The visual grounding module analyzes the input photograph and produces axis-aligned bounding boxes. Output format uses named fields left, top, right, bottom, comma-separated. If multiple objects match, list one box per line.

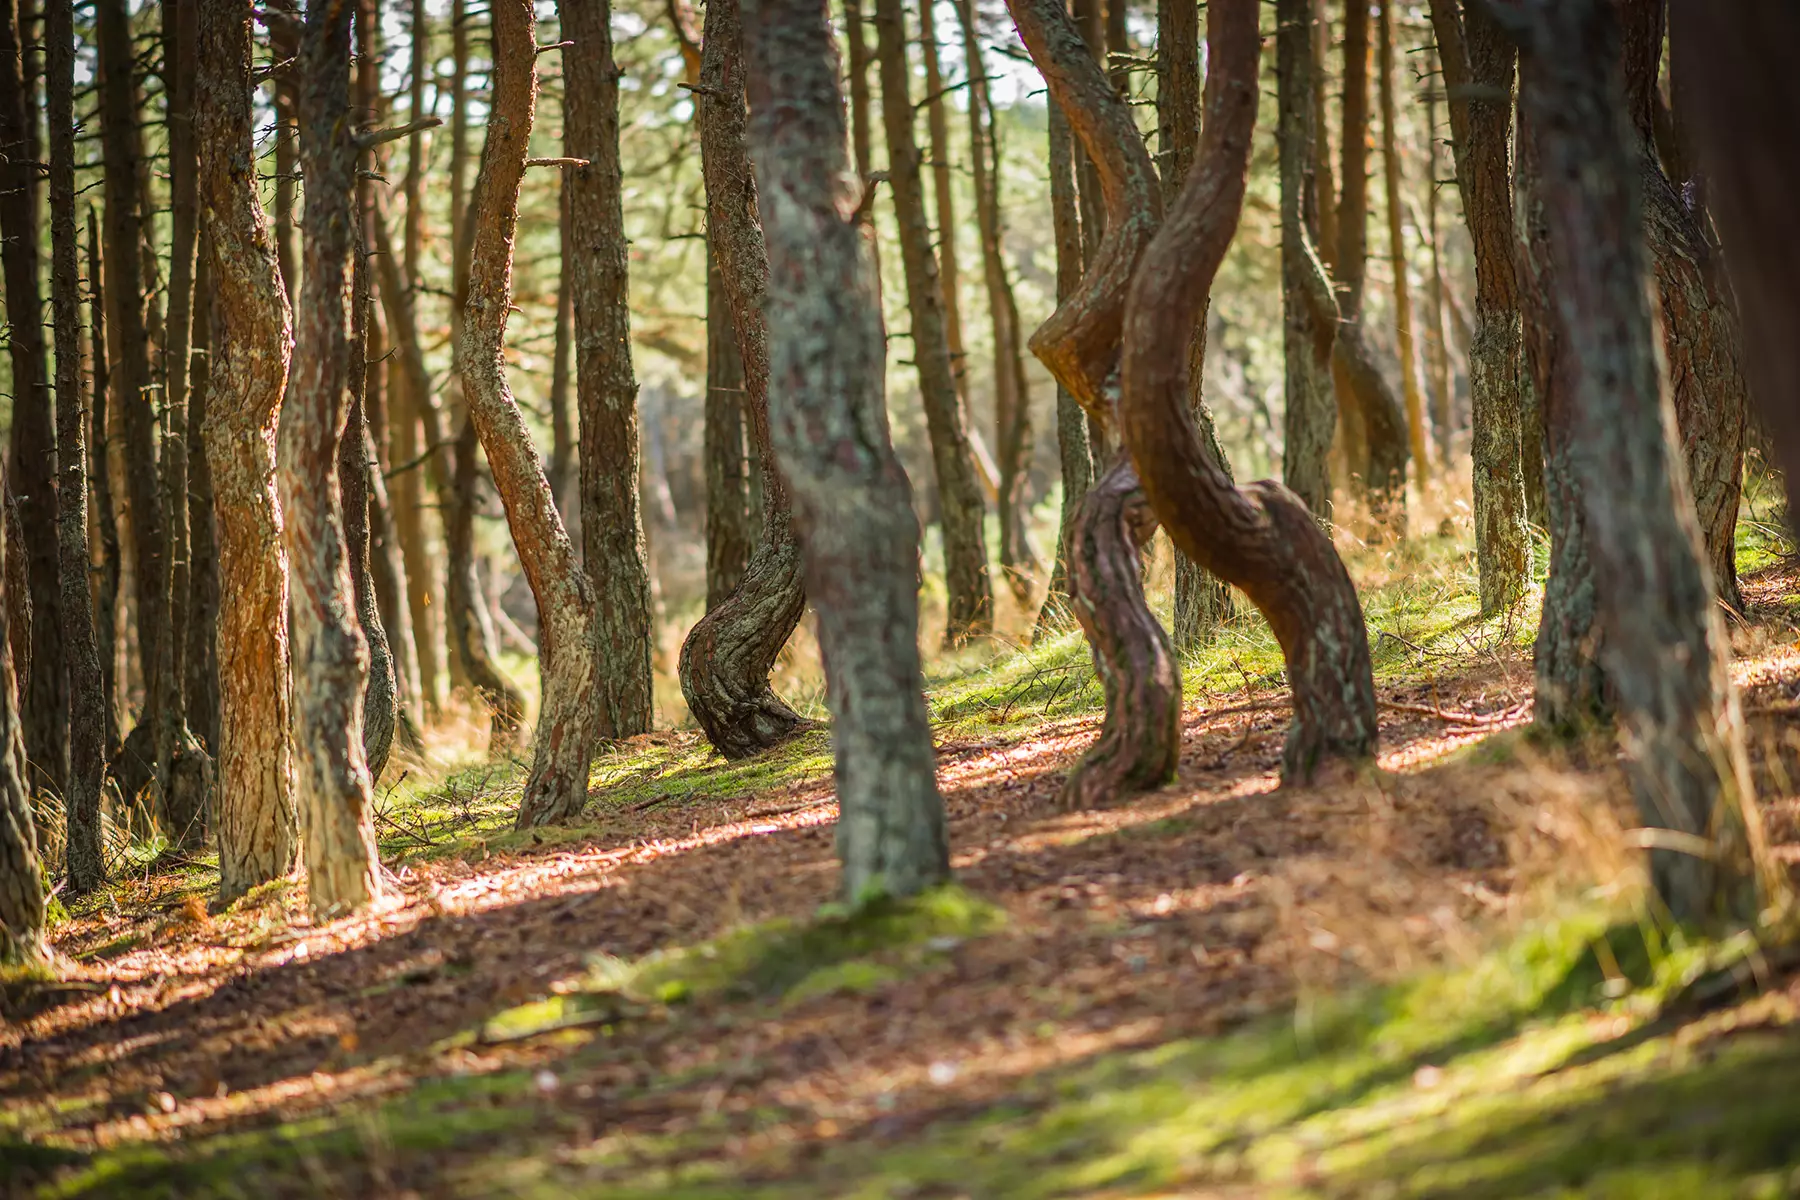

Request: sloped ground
left=5, top=552, right=1800, bottom=1199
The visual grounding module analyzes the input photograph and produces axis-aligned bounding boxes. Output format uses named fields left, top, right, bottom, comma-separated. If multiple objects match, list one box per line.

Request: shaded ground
left=5, top=553, right=1800, bottom=1198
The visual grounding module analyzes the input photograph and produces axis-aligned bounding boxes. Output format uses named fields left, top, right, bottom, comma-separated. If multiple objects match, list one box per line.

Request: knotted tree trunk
left=286, top=0, right=382, bottom=919
left=741, top=0, right=949, bottom=901
left=464, top=0, right=602, bottom=829
left=678, top=0, right=808, bottom=761
left=1121, top=0, right=1378, bottom=783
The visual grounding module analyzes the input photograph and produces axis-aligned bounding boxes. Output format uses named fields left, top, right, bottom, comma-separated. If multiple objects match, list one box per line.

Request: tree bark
left=186, top=248, right=220, bottom=758
left=1007, top=0, right=1180, bottom=802
left=1503, top=0, right=1763, bottom=926
left=344, top=247, right=396, bottom=784
left=958, top=0, right=1040, bottom=609
left=741, top=0, right=949, bottom=901
left=704, top=246, right=752, bottom=610
left=1670, top=0, right=1800, bottom=532
left=286, top=0, right=382, bottom=919
left=269, top=0, right=300, bottom=304
left=87, top=209, right=123, bottom=757
left=47, top=0, right=105, bottom=896
left=1423, top=47, right=1454, bottom=464
left=1278, top=0, right=1338, bottom=522
left=920, top=0, right=966, bottom=408
left=0, top=471, right=44, bottom=967
left=1124, top=0, right=1378, bottom=783
left=562, top=0, right=656, bottom=738
left=96, top=0, right=164, bottom=773
left=1379, top=0, right=1430, bottom=481
left=874, top=0, right=992, bottom=647
left=678, top=0, right=809, bottom=761
left=549, top=178, right=577, bottom=518
left=2, top=0, right=64, bottom=799
left=1428, top=0, right=1530, bottom=612
left=1159, top=0, right=1235, bottom=652
left=463, top=0, right=602, bottom=827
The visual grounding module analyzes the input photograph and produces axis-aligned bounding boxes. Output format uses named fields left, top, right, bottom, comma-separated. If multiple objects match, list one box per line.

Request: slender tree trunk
left=156, top=0, right=205, bottom=849
left=741, top=0, right=949, bottom=901
left=1505, top=0, right=1762, bottom=926
left=1279, top=0, right=1338, bottom=521
left=1006, top=0, right=1180, bottom=805
left=1671, top=1, right=1800, bottom=530
left=958, top=0, right=1040, bottom=608
left=704, top=242, right=752, bottom=610
left=920, top=0, right=967, bottom=410
left=47, top=0, right=105, bottom=896
left=1615, top=0, right=1746, bottom=614
left=96, top=0, right=165, bottom=773
left=86, top=210, right=123, bottom=757
left=1379, top=0, right=1429, bottom=482
left=1159, top=0, right=1235, bottom=652
left=562, top=0, right=655, bottom=738
left=549, top=178, right=577, bottom=517
left=1312, top=0, right=1338, bottom=272
left=0, top=471, right=44, bottom=967
left=286, top=0, right=382, bottom=920
left=1429, top=0, right=1530, bottom=612
left=678, top=0, right=808, bottom=760
left=462, top=0, right=601, bottom=827
left=1, top=0, right=65, bottom=798
left=344, top=244, right=396, bottom=784
left=186, top=248, right=220, bottom=758
left=1126, top=0, right=1378, bottom=782
left=1423, top=48, right=1454, bottom=464
left=874, top=0, right=992, bottom=647
left=270, top=0, right=300, bottom=304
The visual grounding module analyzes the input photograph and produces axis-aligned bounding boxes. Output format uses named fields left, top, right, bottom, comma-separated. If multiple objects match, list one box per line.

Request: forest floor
left=9, top=525, right=1800, bottom=1198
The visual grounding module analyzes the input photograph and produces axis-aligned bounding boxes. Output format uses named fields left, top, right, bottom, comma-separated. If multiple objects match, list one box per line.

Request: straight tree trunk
left=86, top=210, right=123, bottom=756
left=286, top=0, right=382, bottom=919
left=1504, top=0, right=1762, bottom=926
left=344, top=245, right=396, bottom=783
left=741, top=0, right=949, bottom=901
left=1006, top=0, right=1180, bottom=806
left=1159, top=0, right=1235, bottom=652
left=1429, top=0, right=1530, bottom=612
left=1379, top=0, right=1430, bottom=481
left=1123, top=0, right=1378, bottom=782
left=0, top=472, right=44, bottom=967
left=1423, top=49, right=1454, bottom=463
left=1, top=0, right=65, bottom=797
left=270, top=0, right=300, bottom=304
left=1278, top=0, right=1338, bottom=521
left=678, top=0, right=808, bottom=760
left=1312, top=0, right=1338, bottom=272
left=47, top=0, right=105, bottom=896
left=704, top=244, right=751, bottom=609
left=463, top=0, right=601, bottom=827
left=874, top=0, right=993, bottom=647
left=562, top=0, right=656, bottom=738
left=549, top=178, right=577, bottom=517
left=96, top=0, right=165, bottom=775
left=186, top=249, right=220, bottom=757
left=920, top=0, right=967, bottom=406
left=959, top=0, right=1041, bottom=607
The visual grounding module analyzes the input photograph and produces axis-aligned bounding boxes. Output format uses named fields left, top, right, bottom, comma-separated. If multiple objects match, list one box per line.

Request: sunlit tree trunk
left=286, top=0, right=382, bottom=919
left=742, top=0, right=949, bottom=900
left=1379, top=0, right=1429, bottom=483
left=1422, top=48, right=1454, bottom=464
left=47, top=0, right=105, bottom=895
left=563, top=0, right=656, bottom=738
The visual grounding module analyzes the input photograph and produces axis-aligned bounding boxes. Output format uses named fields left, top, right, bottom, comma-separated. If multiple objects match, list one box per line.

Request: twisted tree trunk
left=678, top=0, right=808, bottom=761
left=741, top=0, right=949, bottom=900
left=1006, top=0, right=1180, bottom=804
left=562, top=0, right=655, bottom=738
left=464, top=0, right=601, bottom=828
left=344, top=247, right=396, bottom=784
left=286, top=0, right=382, bottom=919
left=1278, top=0, right=1337, bottom=522
left=874, top=0, right=992, bottom=647
left=1122, top=0, right=1377, bottom=783
left=47, top=0, right=105, bottom=896
left=1503, top=0, right=1763, bottom=925
left=1429, top=0, right=1530, bottom=612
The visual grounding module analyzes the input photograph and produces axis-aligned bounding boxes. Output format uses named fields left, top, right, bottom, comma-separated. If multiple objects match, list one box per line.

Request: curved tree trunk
left=0, top=0, right=63, bottom=799
left=741, top=0, right=949, bottom=901
left=286, top=0, right=382, bottom=919
left=562, top=0, right=655, bottom=739
left=1006, top=0, right=1181, bottom=800
left=1123, top=0, right=1377, bottom=783
left=463, top=0, right=601, bottom=829
left=678, top=0, right=807, bottom=761
left=0, top=476, right=44, bottom=967
left=1159, top=0, right=1235, bottom=653
left=1429, top=0, right=1530, bottom=613
left=874, top=0, right=993, bottom=647
left=1278, top=0, right=1337, bottom=522
left=1506, top=0, right=1763, bottom=925
left=47, top=0, right=105, bottom=896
